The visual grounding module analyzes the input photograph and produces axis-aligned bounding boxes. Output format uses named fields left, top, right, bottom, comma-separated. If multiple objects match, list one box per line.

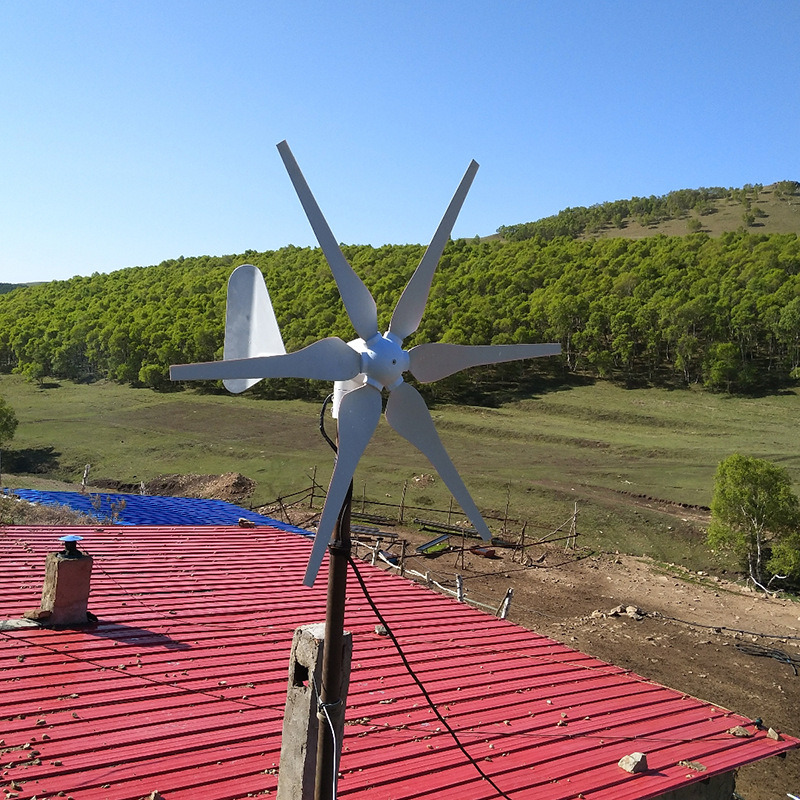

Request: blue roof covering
left=6, top=488, right=310, bottom=534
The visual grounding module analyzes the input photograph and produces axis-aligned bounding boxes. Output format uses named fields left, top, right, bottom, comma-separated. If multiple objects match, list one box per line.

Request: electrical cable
left=348, top=554, right=515, bottom=800
left=734, top=642, right=800, bottom=676
left=319, top=395, right=513, bottom=797
left=312, top=674, right=341, bottom=799
left=647, top=610, right=800, bottom=642
left=318, top=395, right=793, bottom=789
left=319, top=393, right=338, bottom=453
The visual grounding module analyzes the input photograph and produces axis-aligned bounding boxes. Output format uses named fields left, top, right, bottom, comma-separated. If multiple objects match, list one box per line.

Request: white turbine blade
left=223, top=264, right=286, bottom=393
left=170, top=337, right=361, bottom=383
left=385, top=381, right=491, bottom=542
left=389, top=160, right=479, bottom=341
left=277, top=140, right=378, bottom=341
left=304, top=383, right=383, bottom=586
left=409, top=342, right=561, bottom=383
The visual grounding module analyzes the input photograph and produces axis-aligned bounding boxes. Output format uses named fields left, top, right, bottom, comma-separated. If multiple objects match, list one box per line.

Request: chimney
left=24, top=535, right=94, bottom=627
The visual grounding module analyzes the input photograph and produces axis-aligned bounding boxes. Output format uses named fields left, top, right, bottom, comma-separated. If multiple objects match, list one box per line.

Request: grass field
left=2, top=373, right=799, bottom=571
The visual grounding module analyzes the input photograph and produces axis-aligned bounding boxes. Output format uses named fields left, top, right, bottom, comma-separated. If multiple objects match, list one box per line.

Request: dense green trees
left=0, top=397, right=18, bottom=447
left=0, top=230, right=798, bottom=399
left=707, top=454, right=800, bottom=589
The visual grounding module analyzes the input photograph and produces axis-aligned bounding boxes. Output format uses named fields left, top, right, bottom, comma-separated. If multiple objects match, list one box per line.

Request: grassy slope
left=2, top=374, right=798, bottom=571
left=579, top=183, right=800, bottom=240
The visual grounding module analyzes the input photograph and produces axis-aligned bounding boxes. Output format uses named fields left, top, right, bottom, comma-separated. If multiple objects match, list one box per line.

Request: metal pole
left=314, top=479, right=352, bottom=800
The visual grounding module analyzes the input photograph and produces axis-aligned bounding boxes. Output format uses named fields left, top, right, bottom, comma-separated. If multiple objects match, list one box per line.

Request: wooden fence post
left=502, top=483, right=510, bottom=537
left=566, top=501, right=579, bottom=550
left=498, top=588, right=514, bottom=619
left=399, top=481, right=407, bottom=523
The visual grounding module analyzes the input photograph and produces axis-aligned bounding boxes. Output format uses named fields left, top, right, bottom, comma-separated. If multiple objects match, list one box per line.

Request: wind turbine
left=170, top=140, right=560, bottom=587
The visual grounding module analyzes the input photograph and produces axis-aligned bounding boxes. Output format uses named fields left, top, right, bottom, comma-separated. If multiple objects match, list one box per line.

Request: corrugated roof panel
left=0, top=523, right=796, bottom=800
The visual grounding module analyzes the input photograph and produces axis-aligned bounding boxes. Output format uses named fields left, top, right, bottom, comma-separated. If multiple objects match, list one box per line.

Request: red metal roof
left=1, top=524, right=796, bottom=800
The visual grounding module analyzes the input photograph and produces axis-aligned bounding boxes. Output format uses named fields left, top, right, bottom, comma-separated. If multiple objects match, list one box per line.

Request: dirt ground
left=275, top=502, right=800, bottom=800
left=92, top=472, right=257, bottom=504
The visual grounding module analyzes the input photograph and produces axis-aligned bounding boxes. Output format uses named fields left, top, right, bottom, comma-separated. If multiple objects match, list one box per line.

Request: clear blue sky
left=2, top=1, right=799, bottom=283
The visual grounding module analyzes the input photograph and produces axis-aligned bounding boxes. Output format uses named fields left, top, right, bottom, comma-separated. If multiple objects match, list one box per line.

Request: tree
left=686, top=217, right=703, bottom=234
left=707, top=453, right=800, bottom=590
left=0, top=396, right=18, bottom=447
left=703, top=342, right=740, bottom=392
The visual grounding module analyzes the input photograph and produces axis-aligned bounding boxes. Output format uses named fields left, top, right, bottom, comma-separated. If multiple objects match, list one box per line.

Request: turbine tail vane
left=223, top=264, right=286, bottom=393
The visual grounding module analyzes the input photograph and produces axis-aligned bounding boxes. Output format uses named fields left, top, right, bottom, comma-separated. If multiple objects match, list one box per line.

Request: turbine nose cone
left=362, top=332, right=408, bottom=388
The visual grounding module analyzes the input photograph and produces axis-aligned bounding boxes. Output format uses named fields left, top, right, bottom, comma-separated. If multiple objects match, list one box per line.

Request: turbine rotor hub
left=362, top=332, right=409, bottom=390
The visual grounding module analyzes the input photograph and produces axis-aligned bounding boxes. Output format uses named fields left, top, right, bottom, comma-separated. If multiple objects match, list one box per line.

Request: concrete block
left=35, top=552, right=93, bottom=626
left=277, top=623, right=352, bottom=800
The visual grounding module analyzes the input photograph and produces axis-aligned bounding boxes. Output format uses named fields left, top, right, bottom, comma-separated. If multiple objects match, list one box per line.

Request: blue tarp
left=6, top=488, right=310, bottom=535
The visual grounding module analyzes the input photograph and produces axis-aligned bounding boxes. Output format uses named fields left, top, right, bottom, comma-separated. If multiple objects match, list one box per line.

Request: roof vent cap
left=59, top=534, right=84, bottom=558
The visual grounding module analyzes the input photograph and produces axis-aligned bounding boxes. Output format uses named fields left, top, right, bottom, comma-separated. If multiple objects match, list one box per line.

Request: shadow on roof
left=83, top=620, right=191, bottom=650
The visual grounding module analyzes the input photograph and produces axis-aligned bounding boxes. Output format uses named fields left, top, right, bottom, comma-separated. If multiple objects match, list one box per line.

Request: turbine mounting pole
left=314, top=469, right=353, bottom=800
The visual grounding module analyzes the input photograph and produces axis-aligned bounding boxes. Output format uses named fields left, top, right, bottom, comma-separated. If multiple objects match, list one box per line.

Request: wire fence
left=258, top=467, right=580, bottom=551
left=256, top=469, right=582, bottom=620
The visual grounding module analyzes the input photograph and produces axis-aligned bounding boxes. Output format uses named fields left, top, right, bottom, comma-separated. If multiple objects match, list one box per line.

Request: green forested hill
left=1, top=228, right=799, bottom=399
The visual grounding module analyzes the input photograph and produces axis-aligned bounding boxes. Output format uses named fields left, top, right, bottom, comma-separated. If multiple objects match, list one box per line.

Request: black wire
left=348, top=554, right=515, bottom=800
left=319, top=393, right=338, bottom=454
left=734, top=642, right=800, bottom=676
left=648, top=610, right=800, bottom=642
